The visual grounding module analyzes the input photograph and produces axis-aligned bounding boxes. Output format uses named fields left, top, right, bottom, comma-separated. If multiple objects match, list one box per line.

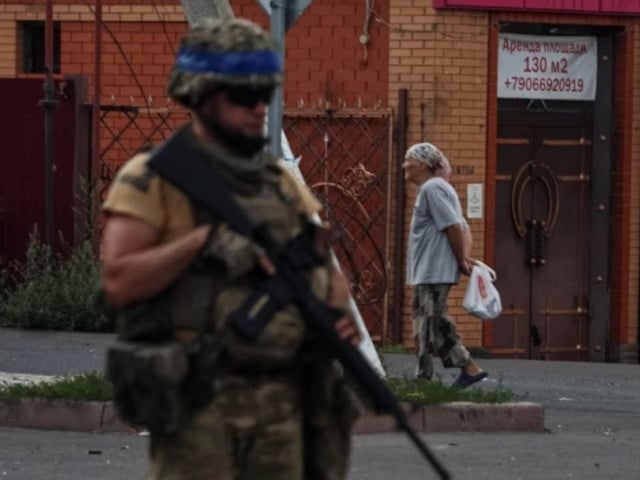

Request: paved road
left=0, top=408, right=638, bottom=480
left=0, top=329, right=111, bottom=376
left=0, top=328, right=638, bottom=479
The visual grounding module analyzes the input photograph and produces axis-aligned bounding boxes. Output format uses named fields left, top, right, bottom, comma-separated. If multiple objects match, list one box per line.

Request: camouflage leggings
left=412, top=284, right=471, bottom=379
left=146, top=377, right=303, bottom=480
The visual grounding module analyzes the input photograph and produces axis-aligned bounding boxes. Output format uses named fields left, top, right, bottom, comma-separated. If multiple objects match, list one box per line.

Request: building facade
left=0, top=0, right=638, bottom=362
left=389, top=0, right=640, bottom=363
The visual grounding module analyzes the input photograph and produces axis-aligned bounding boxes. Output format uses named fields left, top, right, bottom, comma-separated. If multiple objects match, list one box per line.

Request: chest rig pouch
left=207, top=164, right=322, bottom=371
left=105, top=187, right=226, bottom=435
left=105, top=268, right=225, bottom=434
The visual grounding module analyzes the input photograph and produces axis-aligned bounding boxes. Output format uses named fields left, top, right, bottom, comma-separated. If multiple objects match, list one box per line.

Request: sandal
left=452, top=370, right=489, bottom=389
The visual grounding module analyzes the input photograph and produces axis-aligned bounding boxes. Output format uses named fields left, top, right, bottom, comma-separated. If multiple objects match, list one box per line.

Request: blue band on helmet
left=174, top=47, right=282, bottom=75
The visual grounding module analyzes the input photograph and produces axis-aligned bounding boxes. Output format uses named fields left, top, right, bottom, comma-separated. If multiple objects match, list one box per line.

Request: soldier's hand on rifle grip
left=201, top=223, right=269, bottom=279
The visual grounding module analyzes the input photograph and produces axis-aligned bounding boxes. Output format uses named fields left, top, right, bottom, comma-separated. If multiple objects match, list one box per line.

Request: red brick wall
left=389, top=4, right=490, bottom=348
left=235, top=0, right=390, bottom=109
left=0, top=1, right=389, bottom=165
left=1, top=0, right=389, bottom=107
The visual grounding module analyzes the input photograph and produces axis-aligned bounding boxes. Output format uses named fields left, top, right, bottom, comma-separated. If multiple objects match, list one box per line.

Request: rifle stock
left=147, top=126, right=452, bottom=480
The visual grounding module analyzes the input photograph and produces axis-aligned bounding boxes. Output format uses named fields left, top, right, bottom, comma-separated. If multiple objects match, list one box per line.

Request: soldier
left=101, top=17, right=360, bottom=480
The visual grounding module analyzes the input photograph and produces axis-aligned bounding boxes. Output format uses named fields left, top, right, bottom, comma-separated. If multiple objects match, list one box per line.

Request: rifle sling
left=147, top=125, right=255, bottom=239
left=147, top=125, right=299, bottom=339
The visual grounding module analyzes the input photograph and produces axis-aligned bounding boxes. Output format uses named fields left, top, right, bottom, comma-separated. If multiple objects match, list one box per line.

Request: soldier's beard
left=197, top=111, right=267, bottom=157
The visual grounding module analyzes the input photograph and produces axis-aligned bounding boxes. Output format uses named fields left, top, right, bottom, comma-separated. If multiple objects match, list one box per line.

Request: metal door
left=493, top=112, right=592, bottom=360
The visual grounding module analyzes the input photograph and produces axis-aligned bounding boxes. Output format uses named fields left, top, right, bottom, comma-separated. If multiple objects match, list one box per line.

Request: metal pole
left=391, top=89, right=408, bottom=344
left=40, top=0, right=57, bottom=247
left=267, top=0, right=286, bottom=158
left=92, top=0, right=102, bottom=245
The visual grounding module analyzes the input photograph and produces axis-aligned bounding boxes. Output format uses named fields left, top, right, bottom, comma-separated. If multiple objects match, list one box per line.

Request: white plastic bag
left=463, top=261, right=502, bottom=320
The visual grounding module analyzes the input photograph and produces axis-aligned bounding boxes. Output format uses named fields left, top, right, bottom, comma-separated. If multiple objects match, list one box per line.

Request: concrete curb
left=0, top=399, right=545, bottom=434
left=0, top=399, right=131, bottom=433
left=353, top=402, right=545, bottom=434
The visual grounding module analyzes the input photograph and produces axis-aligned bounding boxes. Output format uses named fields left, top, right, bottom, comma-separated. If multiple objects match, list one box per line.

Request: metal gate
left=98, top=106, right=393, bottom=342
left=0, top=78, right=80, bottom=264
left=283, top=109, right=393, bottom=341
left=493, top=110, right=593, bottom=361
left=98, top=105, right=189, bottom=201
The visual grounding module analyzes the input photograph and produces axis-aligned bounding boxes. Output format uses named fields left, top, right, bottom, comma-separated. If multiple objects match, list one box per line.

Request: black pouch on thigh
left=106, top=340, right=190, bottom=434
left=104, top=272, right=224, bottom=434
left=106, top=334, right=224, bottom=434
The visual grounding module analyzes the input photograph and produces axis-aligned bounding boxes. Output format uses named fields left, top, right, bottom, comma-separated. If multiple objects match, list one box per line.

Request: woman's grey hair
left=405, top=142, right=450, bottom=171
left=405, top=142, right=451, bottom=179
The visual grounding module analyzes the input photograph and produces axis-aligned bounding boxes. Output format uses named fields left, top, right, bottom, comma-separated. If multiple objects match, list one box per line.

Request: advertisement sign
left=498, top=33, right=598, bottom=101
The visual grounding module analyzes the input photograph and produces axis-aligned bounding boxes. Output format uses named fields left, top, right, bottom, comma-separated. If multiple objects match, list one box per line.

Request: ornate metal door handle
left=512, top=161, right=559, bottom=267
left=511, top=161, right=560, bottom=239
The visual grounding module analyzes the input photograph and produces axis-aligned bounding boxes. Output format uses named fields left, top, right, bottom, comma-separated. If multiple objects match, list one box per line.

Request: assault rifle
left=147, top=126, right=451, bottom=480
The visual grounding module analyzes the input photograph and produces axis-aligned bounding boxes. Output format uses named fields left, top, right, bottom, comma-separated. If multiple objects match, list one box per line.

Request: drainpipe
left=40, top=0, right=57, bottom=247
left=391, top=89, right=408, bottom=344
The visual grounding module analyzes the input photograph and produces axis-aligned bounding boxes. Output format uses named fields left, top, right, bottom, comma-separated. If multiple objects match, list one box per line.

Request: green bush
left=0, top=228, right=111, bottom=332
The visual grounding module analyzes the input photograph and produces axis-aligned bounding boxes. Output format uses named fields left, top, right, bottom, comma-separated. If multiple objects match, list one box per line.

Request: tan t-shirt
left=102, top=152, right=322, bottom=242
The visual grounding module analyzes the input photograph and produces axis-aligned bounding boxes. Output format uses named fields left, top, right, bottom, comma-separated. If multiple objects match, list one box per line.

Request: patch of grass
left=0, top=372, right=515, bottom=406
left=0, top=372, right=112, bottom=402
left=378, top=343, right=410, bottom=354
left=387, top=377, right=517, bottom=405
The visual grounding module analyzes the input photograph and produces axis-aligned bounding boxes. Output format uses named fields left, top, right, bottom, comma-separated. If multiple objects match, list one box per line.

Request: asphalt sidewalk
left=0, top=328, right=551, bottom=434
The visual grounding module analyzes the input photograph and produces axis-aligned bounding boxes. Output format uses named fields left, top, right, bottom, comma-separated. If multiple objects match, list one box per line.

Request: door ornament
left=511, top=161, right=560, bottom=266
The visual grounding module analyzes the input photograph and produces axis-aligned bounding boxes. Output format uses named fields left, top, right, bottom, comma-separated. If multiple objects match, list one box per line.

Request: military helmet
left=167, top=17, right=282, bottom=108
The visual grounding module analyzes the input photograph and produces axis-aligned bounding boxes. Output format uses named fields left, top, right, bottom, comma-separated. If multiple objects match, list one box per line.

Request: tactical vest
left=157, top=154, right=330, bottom=372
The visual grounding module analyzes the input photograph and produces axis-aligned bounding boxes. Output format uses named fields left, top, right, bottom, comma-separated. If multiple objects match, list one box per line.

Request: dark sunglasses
left=222, top=86, right=275, bottom=108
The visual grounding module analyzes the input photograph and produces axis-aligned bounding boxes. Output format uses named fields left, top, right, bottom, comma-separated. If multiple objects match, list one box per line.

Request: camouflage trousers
left=301, top=357, right=357, bottom=480
left=146, top=376, right=303, bottom=480
left=412, top=284, right=471, bottom=379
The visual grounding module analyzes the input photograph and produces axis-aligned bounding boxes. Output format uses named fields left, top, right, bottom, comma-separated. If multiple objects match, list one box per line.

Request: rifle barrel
left=293, top=272, right=451, bottom=480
